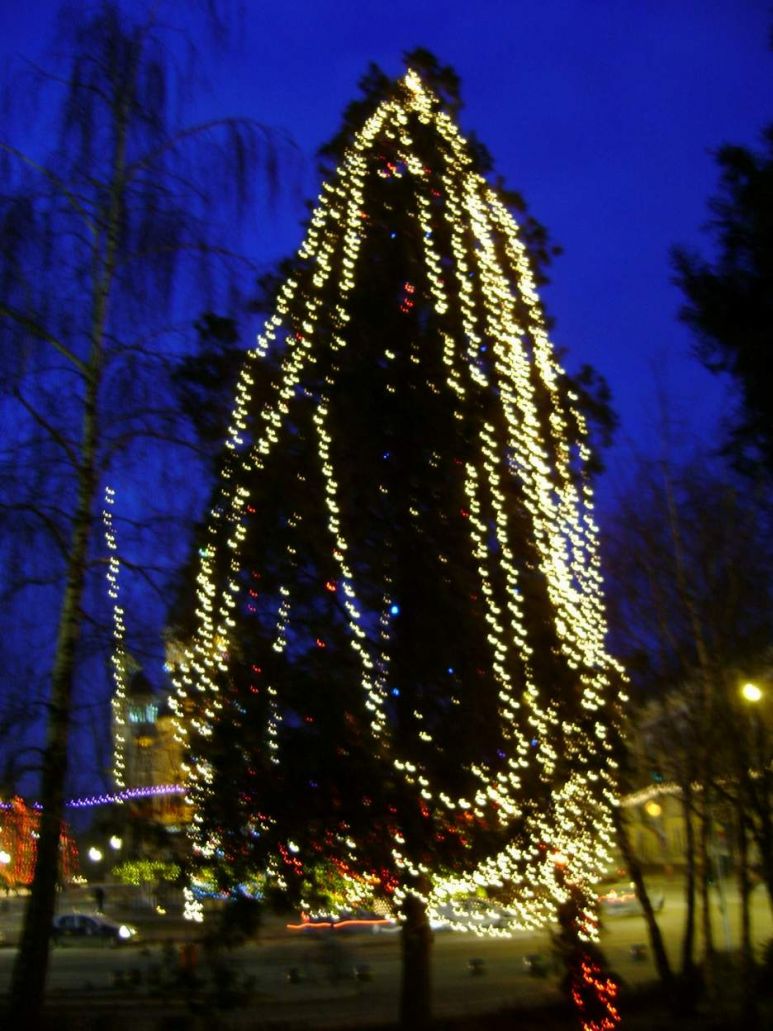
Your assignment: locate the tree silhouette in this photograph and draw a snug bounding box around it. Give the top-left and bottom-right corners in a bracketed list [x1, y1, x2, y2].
[673, 127, 773, 477]
[0, 3, 286, 1020]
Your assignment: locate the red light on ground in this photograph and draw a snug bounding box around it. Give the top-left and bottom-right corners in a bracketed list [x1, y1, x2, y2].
[286, 917, 395, 932]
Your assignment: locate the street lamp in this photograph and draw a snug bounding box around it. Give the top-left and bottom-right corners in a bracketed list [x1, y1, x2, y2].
[109, 835, 122, 851]
[87, 846, 103, 863]
[739, 680, 766, 764]
[741, 682, 763, 704]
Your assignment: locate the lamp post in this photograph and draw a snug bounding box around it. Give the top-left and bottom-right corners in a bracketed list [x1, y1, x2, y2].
[739, 681, 766, 775]
[737, 678, 766, 1008]
[88, 847, 106, 912]
[643, 798, 670, 871]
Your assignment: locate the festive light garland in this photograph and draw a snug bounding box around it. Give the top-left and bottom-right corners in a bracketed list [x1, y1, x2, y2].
[572, 955, 622, 1031]
[170, 70, 626, 935]
[103, 486, 128, 789]
[64, 784, 186, 809]
[1, 779, 655, 815]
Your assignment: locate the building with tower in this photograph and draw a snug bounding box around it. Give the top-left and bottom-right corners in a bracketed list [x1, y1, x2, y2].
[111, 667, 189, 843]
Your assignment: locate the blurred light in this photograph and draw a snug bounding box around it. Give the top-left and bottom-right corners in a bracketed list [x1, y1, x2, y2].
[88, 847, 103, 862]
[644, 801, 662, 818]
[109, 835, 122, 850]
[741, 682, 762, 703]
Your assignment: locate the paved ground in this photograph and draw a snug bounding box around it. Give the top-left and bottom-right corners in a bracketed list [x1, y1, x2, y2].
[1, 875, 771, 1028]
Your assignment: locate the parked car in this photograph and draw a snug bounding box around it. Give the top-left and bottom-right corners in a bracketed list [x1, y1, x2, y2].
[52, 912, 138, 946]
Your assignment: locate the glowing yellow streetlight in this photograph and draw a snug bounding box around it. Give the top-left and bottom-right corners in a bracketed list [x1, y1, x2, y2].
[741, 682, 763, 704]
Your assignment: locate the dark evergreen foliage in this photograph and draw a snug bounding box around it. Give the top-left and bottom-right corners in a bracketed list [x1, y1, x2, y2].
[673, 127, 773, 476]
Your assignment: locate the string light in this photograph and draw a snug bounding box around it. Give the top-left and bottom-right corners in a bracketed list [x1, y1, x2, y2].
[103, 486, 128, 788]
[65, 784, 186, 809]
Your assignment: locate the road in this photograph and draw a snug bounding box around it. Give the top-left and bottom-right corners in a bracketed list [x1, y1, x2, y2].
[0, 876, 770, 1027]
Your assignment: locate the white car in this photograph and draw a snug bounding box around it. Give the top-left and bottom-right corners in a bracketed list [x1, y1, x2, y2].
[598, 886, 663, 916]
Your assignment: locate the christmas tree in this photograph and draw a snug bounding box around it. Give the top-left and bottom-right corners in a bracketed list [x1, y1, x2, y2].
[171, 64, 624, 1025]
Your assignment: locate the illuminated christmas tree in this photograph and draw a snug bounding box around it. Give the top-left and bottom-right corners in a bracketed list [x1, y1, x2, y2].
[171, 64, 625, 1025]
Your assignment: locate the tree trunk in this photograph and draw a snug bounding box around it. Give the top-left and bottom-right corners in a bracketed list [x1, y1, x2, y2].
[697, 788, 718, 1006]
[6, 396, 99, 1025]
[681, 781, 697, 979]
[612, 803, 675, 992]
[747, 724, 773, 915]
[698, 793, 714, 960]
[399, 892, 433, 1030]
[737, 809, 758, 1027]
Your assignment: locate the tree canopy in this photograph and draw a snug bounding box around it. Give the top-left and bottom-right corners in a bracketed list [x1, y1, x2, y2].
[673, 126, 773, 477]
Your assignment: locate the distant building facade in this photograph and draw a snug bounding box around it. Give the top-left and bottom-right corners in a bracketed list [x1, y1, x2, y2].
[111, 669, 189, 834]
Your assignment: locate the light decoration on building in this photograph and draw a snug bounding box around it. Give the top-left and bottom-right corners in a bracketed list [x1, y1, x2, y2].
[63, 784, 186, 809]
[103, 485, 128, 788]
[0, 797, 78, 886]
[170, 70, 626, 933]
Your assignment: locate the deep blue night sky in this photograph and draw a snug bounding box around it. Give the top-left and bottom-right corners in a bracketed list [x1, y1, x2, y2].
[3, 0, 771, 478]
[1, 1, 771, 796]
